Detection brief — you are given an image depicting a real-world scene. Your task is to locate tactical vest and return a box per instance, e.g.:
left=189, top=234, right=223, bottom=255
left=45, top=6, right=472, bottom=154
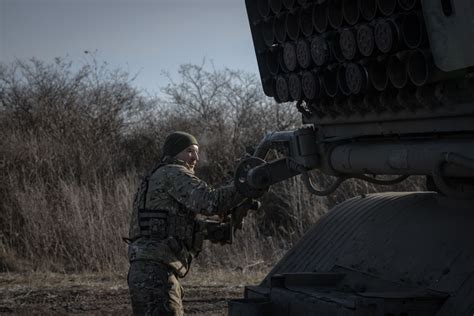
left=132, top=163, right=202, bottom=254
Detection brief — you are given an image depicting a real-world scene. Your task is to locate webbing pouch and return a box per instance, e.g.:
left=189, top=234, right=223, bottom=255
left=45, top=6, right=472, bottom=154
left=138, top=209, right=168, bottom=239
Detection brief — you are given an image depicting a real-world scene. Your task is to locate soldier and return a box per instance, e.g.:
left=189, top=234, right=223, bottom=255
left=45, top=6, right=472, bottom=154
left=127, top=131, right=246, bottom=316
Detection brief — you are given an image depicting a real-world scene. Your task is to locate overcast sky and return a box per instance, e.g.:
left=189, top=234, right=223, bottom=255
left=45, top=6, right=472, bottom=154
left=0, top=0, right=258, bottom=95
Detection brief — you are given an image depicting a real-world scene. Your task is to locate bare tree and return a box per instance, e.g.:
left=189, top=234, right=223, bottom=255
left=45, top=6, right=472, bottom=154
left=160, top=61, right=300, bottom=181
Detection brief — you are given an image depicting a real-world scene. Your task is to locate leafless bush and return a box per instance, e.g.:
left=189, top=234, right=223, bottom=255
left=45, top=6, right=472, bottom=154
left=0, top=58, right=149, bottom=271
left=161, top=62, right=301, bottom=182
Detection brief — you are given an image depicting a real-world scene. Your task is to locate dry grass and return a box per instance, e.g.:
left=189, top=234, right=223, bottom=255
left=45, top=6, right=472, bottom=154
left=7, top=175, right=134, bottom=272
left=0, top=272, right=127, bottom=290
left=0, top=268, right=267, bottom=294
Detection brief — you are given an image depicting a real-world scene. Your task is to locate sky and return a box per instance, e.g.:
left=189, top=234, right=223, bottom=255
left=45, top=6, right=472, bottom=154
left=0, top=0, right=259, bottom=95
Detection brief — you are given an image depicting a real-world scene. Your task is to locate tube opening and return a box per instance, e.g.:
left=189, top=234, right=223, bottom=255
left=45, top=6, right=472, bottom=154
left=338, top=65, right=352, bottom=95
left=302, top=70, right=321, bottom=99
left=407, top=50, right=429, bottom=86
left=369, top=59, right=389, bottom=91
left=346, top=63, right=367, bottom=94
left=343, top=0, right=360, bottom=25
left=289, top=73, right=302, bottom=100
left=323, top=66, right=339, bottom=97
left=377, top=0, right=397, bottom=16
left=357, top=24, right=375, bottom=57
left=330, top=33, right=345, bottom=62
left=270, top=0, right=282, bottom=14
left=340, top=28, right=358, bottom=60
left=401, top=12, right=424, bottom=49
left=328, top=0, right=344, bottom=29
left=296, top=39, right=312, bottom=69
left=311, top=36, right=330, bottom=66
left=398, top=0, right=418, bottom=11
left=258, top=0, right=271, bottom=18
left=274, top=16, right=287, bottom=43
left=283, top=0, right=296, bottom=10
left=262, top=19, right=275, bottom=47
left=286, top=12, right=300, bottom=40
left=312, top=3, right=328, bottom=33
left=388, top=54, right=408, bottom=88
left=275, top=76, right=290, bottom=102
left=300, top=7, right=314, bottom=36
left=375, top=19, right=397, bottom=53
left=265, top=52, right=280, bottom=75
left=283, top=42, right=298, bottom=72
left=359, top=0, right=377, bottom=21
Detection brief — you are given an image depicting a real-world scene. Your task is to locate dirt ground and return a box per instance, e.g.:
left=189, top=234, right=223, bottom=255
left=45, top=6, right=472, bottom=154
left=0, top=269, right=267, bottom=315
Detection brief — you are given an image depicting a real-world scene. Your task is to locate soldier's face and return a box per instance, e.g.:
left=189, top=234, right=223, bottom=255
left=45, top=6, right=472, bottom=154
left=175, top=144, right=199, bottom=170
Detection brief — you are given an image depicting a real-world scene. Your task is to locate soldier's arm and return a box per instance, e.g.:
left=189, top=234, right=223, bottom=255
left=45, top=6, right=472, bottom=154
left=166, top=165, right=244, bottom=216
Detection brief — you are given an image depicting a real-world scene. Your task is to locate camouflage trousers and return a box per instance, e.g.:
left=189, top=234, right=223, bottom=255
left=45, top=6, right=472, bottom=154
left=128, top=260, right=184, bottom=316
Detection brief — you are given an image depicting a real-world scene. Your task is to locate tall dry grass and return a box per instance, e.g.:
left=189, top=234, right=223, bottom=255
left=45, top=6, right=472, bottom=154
left=0, top=58, right=146, bottom=272
left=6, top=174, right=134, bottom=271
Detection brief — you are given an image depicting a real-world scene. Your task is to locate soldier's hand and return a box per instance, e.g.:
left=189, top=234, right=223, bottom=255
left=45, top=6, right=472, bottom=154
left=232, top=198, right=261, bottom=232
left=247, top=199, right=261, bottom=211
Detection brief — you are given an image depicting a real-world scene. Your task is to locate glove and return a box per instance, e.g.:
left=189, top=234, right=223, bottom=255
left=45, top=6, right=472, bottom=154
left=232, top=198, right=261, bottom=232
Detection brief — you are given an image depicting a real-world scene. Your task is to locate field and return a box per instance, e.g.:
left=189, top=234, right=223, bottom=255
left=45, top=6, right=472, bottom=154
left=0, top=269, right=267, bottom=315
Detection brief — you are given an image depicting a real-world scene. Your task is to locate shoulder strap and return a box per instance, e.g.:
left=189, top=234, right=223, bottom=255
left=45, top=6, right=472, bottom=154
left=134, top=162, right=166, bottom=210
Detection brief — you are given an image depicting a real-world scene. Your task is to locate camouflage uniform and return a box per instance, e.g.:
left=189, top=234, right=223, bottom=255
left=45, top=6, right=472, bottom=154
left=127, top=158, right=243, bottom=316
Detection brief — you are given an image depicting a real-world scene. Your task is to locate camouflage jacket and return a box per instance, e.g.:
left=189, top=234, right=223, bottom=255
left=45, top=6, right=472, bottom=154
left=128, top=159, right=244, bottom=276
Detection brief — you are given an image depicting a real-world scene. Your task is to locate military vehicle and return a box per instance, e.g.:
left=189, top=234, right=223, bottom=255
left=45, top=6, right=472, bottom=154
left=229, top=0, right=474, bottom=315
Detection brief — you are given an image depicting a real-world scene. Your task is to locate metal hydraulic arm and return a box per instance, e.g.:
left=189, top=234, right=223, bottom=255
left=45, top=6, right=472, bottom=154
left=234, top=127, right=474, bottom=199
